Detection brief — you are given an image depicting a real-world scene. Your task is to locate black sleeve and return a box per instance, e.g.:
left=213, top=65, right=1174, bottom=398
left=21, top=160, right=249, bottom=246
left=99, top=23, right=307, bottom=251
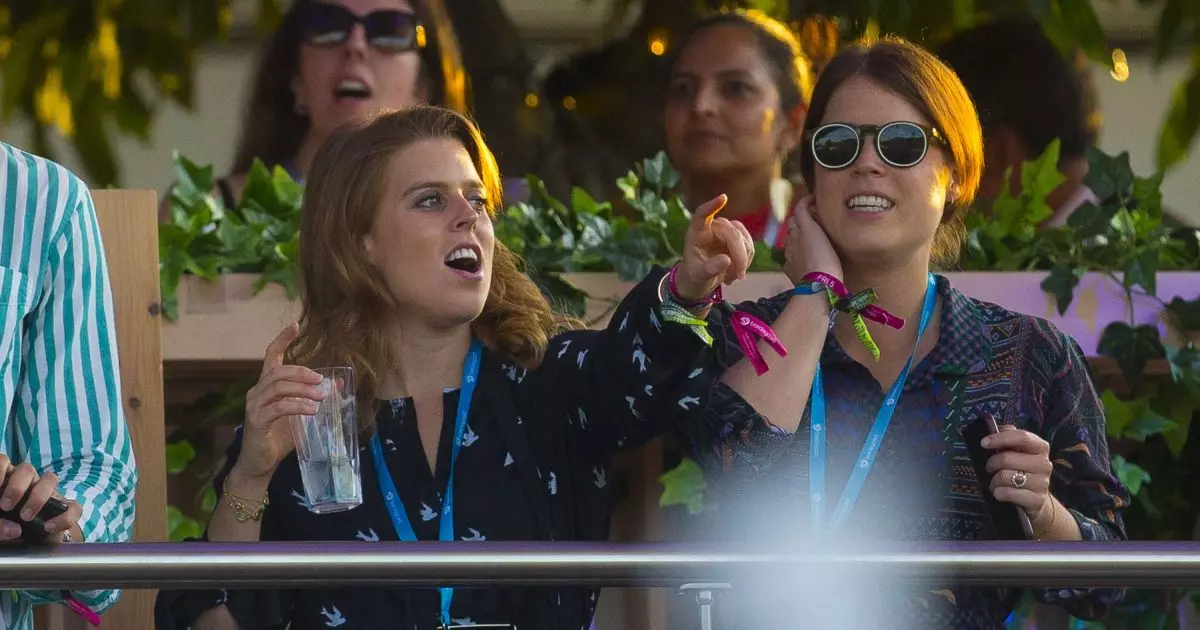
left=674, top=290, right=802, bottom=473
left=518, top=266, right=723, bottom=460
left=154, top=425, right=293, bottom=630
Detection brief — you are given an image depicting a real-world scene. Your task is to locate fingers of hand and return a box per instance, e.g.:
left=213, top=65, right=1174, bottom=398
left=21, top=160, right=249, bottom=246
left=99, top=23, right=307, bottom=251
left=43, top=501, right=82, bottom=535
left=0, top=462, right=36, bottom=512
left=19, top=471, right=58, bottom=522
left=703, top=254, right=733, bottom=280
left=261, top=323, right=301, bottom=377
left=0, top=518, right=20, bottom=541
left=710, top=218, right=749, bottom=281
left=732, top=220, right=755, bottom=264
left=692, top=194, right=728, bottom=229
left=988, top=468, right=1050, bottom=495
left=984, top=451, right=1053, bottom=476
left=990, top=486, right=1045, bottom=512
left=793, top=195, right=816, bottom=218
left=248, top=367, right=326, bottom=419
left=983, top=428, right=1049, bottom=454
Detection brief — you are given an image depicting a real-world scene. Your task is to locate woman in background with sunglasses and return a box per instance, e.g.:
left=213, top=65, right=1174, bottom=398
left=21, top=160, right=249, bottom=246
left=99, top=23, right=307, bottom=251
left=207, top=0, right=463, bottom=209
left=680, top=36, right=1129, bottom=628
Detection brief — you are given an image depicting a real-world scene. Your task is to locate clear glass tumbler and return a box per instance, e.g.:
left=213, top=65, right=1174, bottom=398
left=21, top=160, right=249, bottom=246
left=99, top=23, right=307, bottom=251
left=291, top=366, right=362, bottom=513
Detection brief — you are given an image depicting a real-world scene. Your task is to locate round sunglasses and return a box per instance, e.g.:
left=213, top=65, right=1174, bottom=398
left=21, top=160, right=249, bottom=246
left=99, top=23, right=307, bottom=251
left=807, top=122, right=946, bottom=170
left=301, top=2, right=424, bottom=53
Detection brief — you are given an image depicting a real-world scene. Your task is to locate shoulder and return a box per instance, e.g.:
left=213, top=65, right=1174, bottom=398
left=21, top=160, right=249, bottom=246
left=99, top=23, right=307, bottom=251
left=958, top=288, right=1087, bottom=383
left=2, top=141, right=92, bottom=222
left=0, top=144, right=97, bottom=278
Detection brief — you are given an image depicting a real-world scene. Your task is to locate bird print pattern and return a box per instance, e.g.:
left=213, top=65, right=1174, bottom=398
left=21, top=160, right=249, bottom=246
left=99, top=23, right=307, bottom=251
left=155, top=267, right=779, bottom=630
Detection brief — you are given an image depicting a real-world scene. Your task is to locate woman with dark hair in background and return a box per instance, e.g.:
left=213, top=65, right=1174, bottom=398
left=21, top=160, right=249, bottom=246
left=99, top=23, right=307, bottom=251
left=205, top=0, right=464, bottom=209
left=687, top=36, right=1129, bottom=628
left=664, top=9, right=815, bottom=248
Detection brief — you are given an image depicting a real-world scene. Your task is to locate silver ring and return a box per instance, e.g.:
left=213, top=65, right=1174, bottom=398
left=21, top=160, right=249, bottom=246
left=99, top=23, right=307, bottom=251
left=1011, top=470, right=1028, bottom=489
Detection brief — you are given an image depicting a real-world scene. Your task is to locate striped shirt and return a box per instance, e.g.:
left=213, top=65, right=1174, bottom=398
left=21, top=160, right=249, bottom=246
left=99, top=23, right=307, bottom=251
left=0, top=142, right=137, bottom=629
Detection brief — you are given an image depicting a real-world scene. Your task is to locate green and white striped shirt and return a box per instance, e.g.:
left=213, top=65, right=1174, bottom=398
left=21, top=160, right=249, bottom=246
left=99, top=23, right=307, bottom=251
left=0, top=142, right=137, bottom=629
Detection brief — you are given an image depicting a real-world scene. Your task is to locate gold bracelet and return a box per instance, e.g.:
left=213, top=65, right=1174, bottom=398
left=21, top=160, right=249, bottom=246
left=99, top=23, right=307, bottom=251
left=223, top=488, right=269, bottom=523
left=1035, top=500, right=1059, bottom=541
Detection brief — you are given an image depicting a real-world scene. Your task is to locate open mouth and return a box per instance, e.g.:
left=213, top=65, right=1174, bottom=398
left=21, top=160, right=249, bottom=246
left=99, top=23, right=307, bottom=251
left=334, top=79, right=373, bottom=101
left=845, top=194, right=895, bottom=214
left=444, top=245, right=482, bottom=276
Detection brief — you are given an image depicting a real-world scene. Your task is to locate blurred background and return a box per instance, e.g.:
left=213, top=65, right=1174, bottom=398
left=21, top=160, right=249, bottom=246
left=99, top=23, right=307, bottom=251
left=1, top=0, right=1198, bottom=225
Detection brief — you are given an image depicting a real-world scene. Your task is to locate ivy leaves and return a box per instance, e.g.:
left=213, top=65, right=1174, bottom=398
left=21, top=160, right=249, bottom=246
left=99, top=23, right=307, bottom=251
left=496, top=151, right=775, bottom=317
left=965, top=142, right=1192, bottom=317
left=159, top=153, right=302, bottom=320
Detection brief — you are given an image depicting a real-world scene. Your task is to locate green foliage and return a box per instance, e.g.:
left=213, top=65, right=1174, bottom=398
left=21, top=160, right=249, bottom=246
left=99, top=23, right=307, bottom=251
left=165, top=439, right=207, bottom=541
left=963, top=144, right=1200, bottom=290
left=658, top=456, right=708, bottom=515
left=160, top=152, right=302, bottom=320
left=0, top=1, right=288, bottom=186
left=495, top=152, right=692, bottom=316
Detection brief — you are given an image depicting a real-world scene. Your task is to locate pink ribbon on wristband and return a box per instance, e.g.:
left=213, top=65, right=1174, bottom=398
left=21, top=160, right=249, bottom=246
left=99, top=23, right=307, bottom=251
left=729, top=309, right=787, bottom=375
left=63, top=592, right=101, bottom=626
left=665, top=266, right=787, bottom=375
left=800, top=272, right=906, bottom=330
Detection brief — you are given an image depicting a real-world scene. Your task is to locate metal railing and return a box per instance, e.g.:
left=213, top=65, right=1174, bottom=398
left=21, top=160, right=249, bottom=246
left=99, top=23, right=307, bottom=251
left=2, top=541, right=1199, bottom=590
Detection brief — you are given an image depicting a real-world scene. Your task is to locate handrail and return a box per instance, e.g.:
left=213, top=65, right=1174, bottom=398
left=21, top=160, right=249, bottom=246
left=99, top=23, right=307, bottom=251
left=1, top=541, right=1199, bottom=590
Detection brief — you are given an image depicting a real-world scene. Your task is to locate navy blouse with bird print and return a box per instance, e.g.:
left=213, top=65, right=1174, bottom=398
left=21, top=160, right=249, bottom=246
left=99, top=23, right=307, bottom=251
left=154, top=266, right=771, bottom=630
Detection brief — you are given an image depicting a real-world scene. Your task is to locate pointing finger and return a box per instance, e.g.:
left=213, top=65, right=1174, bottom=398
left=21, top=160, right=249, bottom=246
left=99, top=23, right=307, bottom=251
left=692, top=194, right=728, bottom=228
left=262, top=323, right=301, bottom=378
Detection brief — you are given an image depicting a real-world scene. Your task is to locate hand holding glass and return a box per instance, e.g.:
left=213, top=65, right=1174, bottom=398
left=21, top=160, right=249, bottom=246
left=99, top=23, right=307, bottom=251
left=291, top=367, right=363, bottom=513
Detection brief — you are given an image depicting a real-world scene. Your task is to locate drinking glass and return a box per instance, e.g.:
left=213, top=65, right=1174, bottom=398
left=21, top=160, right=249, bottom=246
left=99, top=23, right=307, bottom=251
left=291, top=366, right=363, bottom=513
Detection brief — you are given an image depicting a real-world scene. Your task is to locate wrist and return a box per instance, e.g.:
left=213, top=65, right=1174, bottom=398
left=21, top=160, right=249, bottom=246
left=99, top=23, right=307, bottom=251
left=667, top=266, right=719, bottom=306
left=226, top=464, right=273, bottom=498
left=1032, top=495, right=1060, bottom=538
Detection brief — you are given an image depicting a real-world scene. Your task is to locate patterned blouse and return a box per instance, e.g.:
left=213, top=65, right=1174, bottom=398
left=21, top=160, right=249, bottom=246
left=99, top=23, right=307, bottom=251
left=677, top=274, right=1131, bottom=629
left=155, top=267, right=746, bottom=630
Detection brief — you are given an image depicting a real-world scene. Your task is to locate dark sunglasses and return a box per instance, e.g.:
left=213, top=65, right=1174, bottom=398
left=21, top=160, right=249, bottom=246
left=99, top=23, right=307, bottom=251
left=301, top=3, right=424, bottom=53
left=807, top=121, right=946, bottom=170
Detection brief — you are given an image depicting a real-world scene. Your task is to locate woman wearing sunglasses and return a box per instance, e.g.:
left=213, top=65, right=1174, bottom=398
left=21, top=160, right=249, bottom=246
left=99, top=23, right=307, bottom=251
left=208, top=0, right=463, bottom=209
left=681, top=37, right=1129, bottom=628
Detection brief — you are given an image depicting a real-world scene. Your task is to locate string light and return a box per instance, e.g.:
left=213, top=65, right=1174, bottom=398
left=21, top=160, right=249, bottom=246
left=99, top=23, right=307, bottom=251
left=524, top=92, right=539, bottom=108
left=563, top=96, right=577, bottom=111
left=648, top=28, right=668, bottom=56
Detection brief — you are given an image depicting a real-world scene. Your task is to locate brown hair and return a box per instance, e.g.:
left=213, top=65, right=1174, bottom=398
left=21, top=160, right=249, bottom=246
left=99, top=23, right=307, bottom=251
left=799, top=36, right=983, bottom=269
left=231, top=0, right=467, bottom=175
left=288, top=106, right=573, bottom=417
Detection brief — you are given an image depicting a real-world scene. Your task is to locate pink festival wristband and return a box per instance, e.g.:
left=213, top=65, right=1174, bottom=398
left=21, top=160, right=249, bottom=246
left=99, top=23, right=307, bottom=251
left=63, top=592, right=101, bottom=626
left=800, top=272, right=906, bottom=330
left=665, top=266, right=787, bottom=375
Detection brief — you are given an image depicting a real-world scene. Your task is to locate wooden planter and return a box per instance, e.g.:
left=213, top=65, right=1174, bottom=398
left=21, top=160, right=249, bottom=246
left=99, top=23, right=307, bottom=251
left=164, top=271, right=1200, bottom=367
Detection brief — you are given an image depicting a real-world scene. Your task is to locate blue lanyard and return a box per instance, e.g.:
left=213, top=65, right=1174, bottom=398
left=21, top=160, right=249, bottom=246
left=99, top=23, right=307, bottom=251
left=370, top=338, right=483, bottom=627
left=809, top=274, right=937, bottom=532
